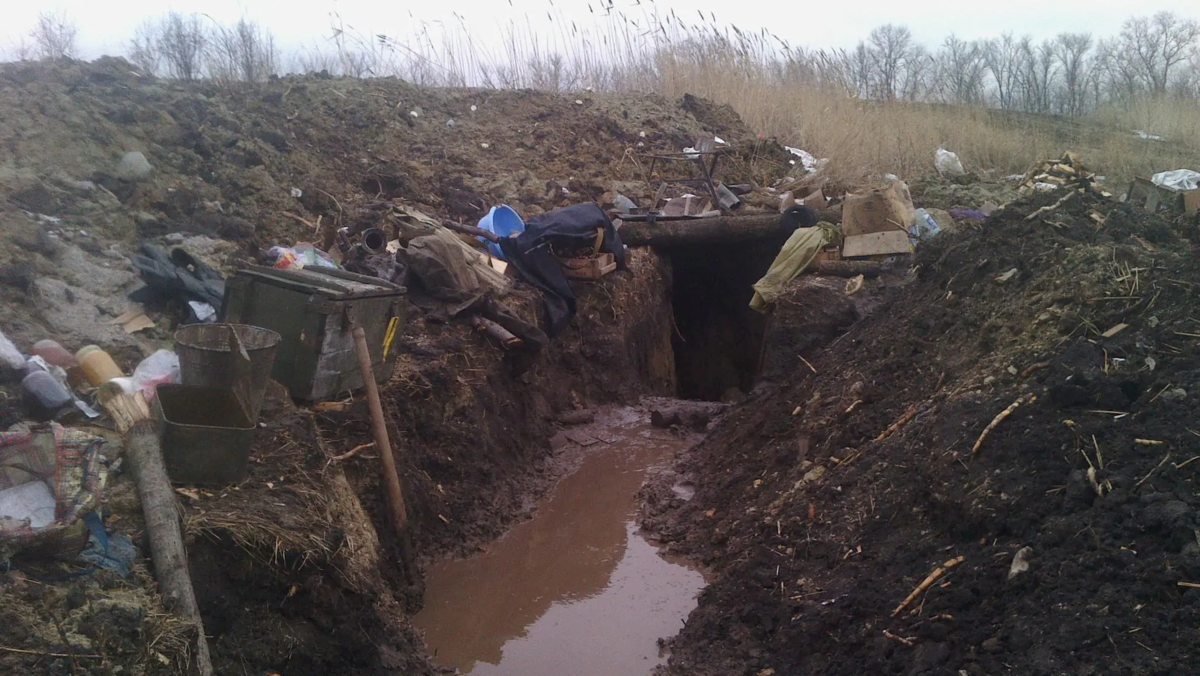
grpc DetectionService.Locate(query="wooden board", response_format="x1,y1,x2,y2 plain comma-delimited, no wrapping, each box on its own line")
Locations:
558,252,617,280
842,231,912,258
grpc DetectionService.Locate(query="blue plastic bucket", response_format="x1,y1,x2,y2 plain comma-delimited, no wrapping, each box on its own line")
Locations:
477,205,525,259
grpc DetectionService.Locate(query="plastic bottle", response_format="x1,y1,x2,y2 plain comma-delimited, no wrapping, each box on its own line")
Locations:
75,345,124,386
30,339,87,386
30,340,77,369
22,370,74,419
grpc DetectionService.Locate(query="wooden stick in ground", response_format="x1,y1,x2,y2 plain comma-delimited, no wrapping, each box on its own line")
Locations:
125,418,214,676
972,395,1035,454
892,555,965,617
351,324,409,533
876,403,920,442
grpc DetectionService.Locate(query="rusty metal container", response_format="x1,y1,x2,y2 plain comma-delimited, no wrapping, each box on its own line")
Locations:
221,266,406,401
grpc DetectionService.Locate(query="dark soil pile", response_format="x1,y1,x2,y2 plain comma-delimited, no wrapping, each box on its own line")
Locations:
645,187,1200,675
0,58,734,675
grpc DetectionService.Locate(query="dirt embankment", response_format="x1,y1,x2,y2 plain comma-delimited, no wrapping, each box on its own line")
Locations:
0,58,775,675
643,189,1200,675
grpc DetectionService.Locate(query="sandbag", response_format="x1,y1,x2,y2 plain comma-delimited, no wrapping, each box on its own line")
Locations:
406,234,482,301
750,223,840,312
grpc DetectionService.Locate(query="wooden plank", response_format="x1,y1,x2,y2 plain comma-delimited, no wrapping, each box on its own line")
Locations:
842,231,912,258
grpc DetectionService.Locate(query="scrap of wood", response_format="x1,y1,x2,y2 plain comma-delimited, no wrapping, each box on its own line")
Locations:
892,556,965,617
1020,361,1051,378
331,442,375,462
1134,452,1172,489
1101,323,1129,338
882,630,915,646
972,395,1035,454
283,211,317,230
313,400,353,413
798,355,818,374
472,315,523,349
1178,581,1200,589
1134,439,1165,446
1025,189,1082,222
876,403,920,442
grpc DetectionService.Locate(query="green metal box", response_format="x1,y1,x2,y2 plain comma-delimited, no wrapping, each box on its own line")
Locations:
222,266,406,401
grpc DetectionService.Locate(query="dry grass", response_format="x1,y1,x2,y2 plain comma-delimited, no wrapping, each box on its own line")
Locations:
316,11,1200,188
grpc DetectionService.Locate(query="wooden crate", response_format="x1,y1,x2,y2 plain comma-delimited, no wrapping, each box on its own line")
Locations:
558,252,617,280
1126,177,1199,214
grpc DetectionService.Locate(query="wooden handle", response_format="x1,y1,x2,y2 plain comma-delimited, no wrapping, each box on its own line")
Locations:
351,324,408,533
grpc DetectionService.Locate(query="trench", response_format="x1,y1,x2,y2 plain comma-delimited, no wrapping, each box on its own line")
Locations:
412,242,779,674
414,406,706,674
668,237,784,401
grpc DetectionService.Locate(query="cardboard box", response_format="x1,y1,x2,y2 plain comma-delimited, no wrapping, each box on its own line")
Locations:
802,188,828,210
842,182,915,238
779,188,829,213
842,231,912,258
1185,188,1200,215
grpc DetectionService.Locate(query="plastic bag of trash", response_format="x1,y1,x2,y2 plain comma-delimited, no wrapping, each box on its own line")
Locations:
0,329,24,371
935,148,966,177
911,208,942,242
1,423,105,562
267,243,338,270
130,349,179,402
1150,169,1200,192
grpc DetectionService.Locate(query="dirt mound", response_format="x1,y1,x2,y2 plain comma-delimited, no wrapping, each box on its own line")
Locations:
0,58,766,675
645,187,1200,675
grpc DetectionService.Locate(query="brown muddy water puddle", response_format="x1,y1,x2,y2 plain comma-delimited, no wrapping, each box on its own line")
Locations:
414,405,706,675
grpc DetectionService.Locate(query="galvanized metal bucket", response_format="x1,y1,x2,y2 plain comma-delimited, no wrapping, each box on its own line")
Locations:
174,323,281,422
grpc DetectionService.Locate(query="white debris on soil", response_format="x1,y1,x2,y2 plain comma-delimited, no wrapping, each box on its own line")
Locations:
784,147,822,173
1150,169,1200,191
1008,546,1033,580
116,151,153,180
1132,130,1164,141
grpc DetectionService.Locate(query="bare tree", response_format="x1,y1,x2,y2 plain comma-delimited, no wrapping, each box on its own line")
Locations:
128,19,162,75
207,19,279,84
983,33,1024,110
1015,37,1058,113
160,12,206,80
30,11,79,61
5,37,35,62
1053,33,1093,115
934,35,986,104
845,42,873,98
1120,12,1200,95
866,24,916,100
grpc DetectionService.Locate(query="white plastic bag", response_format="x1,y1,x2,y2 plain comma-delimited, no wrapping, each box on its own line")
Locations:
0,329,24,370
1150,169,1200,192
130,349,180,402
935,148,966,177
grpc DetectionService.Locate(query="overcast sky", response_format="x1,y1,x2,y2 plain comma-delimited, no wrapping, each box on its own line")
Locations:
5,0,1200,61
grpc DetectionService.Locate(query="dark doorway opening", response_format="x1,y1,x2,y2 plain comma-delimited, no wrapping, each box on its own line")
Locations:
668,237,785,401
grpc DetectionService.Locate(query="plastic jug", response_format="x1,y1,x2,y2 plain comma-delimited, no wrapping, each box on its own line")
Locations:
76,345,123,386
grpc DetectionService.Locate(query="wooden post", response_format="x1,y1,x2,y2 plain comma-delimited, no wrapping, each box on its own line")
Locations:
350,324,408,533
120,413,214,676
